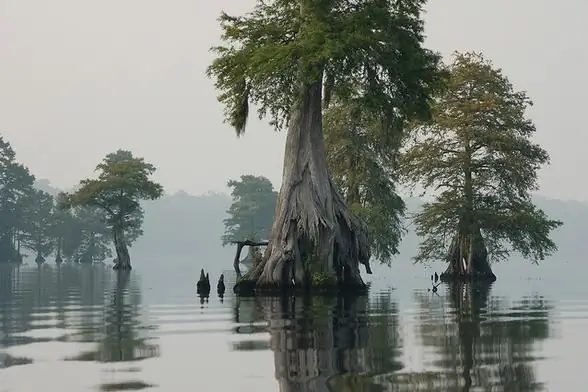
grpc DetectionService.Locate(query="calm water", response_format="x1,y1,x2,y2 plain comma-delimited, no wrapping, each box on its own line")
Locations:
0,264,585,391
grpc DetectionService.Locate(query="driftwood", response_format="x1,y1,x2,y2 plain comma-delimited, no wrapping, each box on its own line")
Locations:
231,240,268,277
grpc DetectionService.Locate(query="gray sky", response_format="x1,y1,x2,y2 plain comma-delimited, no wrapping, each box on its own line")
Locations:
0,0,584,200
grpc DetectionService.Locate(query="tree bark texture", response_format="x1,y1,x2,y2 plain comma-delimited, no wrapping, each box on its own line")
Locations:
235,78,371,294
112,225,131,270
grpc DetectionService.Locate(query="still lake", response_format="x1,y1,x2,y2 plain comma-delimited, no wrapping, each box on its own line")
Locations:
0,262,586,391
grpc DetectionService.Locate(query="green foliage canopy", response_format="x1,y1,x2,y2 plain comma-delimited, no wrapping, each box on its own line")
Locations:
0,136,119,263
60,150,163,246
0,136,36,261
21,189,55,260
324,101,405,265
207,0,444,135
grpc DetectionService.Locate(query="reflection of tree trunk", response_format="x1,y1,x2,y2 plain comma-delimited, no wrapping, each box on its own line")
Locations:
449,283,491,392
114,271,131,360
232,297,264,325
390,283,493,391
260,296,370,392
112,225,131,270
0,266,12,340
99,272,159,362
55,267,66,329
55,237,63,264
451,282,488,392
35,266,42,305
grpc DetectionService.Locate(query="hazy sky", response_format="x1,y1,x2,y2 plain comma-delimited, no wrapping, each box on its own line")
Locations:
0,1,585,200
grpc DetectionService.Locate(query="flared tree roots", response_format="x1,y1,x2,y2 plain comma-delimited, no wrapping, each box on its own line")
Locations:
234,80,371,296
440,226,496,283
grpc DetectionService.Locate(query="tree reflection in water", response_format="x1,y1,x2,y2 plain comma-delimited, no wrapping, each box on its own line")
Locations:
0,266,33,368
389,282,550,391
233,294,405,392
0,264,113,368
71,271,160,362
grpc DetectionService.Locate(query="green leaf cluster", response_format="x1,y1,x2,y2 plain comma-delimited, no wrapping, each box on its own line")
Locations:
207,0,444,135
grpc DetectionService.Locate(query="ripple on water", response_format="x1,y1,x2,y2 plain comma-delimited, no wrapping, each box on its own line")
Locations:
1,265,587,391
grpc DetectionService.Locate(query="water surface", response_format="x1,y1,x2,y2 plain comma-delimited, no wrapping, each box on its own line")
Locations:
0,264,585,391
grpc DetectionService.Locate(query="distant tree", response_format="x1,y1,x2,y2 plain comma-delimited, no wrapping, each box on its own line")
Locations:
60,150,164,270
49,194,74,264
400,52,562,281
21,189,55,264
58,209,87,263
222,175,277,245
0,137,151,265
72,206,112,264
324,101,406,266
0,136,36,263
208,0,443,291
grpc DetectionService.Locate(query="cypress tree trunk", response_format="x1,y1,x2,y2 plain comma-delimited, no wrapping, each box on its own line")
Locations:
112,225,131,271
441,138,495,282
441,226,495,282
234,77,371,294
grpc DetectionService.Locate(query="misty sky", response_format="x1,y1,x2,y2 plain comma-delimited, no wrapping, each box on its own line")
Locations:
0,0,585,200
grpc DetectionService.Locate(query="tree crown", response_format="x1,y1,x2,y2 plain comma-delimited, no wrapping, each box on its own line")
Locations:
60,150,164,228
207,0,444,135
400,52,562,263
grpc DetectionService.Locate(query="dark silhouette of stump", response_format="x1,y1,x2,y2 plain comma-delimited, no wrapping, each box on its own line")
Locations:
196,269,211,304
217,274,225,296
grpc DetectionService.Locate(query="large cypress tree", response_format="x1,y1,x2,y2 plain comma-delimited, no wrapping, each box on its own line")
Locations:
208,0,443,291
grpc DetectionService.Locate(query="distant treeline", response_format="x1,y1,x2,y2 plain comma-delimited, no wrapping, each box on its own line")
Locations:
0,137,148,265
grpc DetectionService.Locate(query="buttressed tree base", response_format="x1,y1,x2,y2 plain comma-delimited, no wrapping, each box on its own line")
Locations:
440,229,496,283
